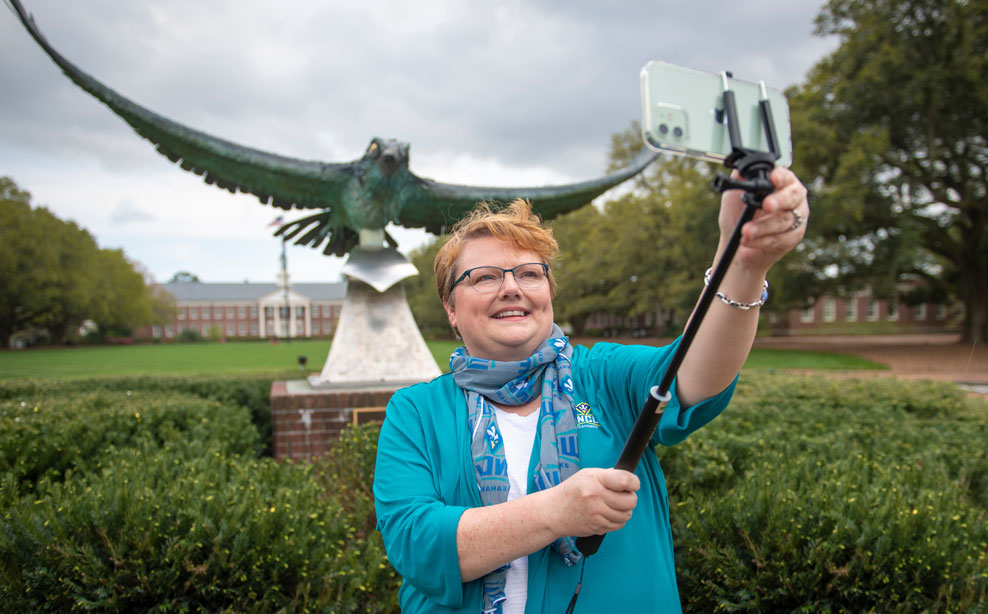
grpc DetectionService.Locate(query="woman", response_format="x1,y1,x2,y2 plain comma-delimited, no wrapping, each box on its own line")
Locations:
374,167,808,613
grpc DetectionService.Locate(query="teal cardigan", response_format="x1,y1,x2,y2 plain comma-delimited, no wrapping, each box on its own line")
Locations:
373,339,736,613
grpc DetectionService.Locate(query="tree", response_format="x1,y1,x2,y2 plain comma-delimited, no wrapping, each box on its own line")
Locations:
551,203,617,335
33,208,103,343
404,237,455,339
149,284,178,329
168,271,201,283
0,179,100,345
90,249,156,335
790,0,988,341
0,176,177,346
0,178,46,348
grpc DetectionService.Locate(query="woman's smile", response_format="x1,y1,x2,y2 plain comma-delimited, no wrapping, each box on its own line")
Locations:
491,308,529,319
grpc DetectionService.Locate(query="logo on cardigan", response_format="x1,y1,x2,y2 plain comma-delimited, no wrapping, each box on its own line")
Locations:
574,402,600,429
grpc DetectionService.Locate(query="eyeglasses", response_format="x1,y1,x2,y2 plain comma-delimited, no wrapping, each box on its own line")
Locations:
450,262,549,294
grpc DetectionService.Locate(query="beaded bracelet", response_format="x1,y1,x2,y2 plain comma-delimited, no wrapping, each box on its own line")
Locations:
704,268,768,310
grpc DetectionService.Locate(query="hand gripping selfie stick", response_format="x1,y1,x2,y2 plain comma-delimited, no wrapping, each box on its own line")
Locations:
573,73,782,559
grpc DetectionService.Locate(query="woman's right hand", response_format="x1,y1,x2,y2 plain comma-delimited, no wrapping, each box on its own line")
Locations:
455,467,641,580
550,468,640,537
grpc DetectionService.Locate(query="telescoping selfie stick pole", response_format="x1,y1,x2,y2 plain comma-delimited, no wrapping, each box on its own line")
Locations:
573,73,782,559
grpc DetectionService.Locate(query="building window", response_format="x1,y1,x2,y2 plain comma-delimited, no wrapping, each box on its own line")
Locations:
213,306,223,319
296,306,305,318
189,307,198,320
823,298,836,322
323,321,333,335
887,298,899,321
238,306,247,319
152,325,162,337
177,308,186,320
264,306,273,319
201,324,210,335
178,324,187,333
165,325,174,338
322,305,331,318
226,324,235,336
279,306,290,319
225,307,234,319
845,298,857,321
915,304,927,321
936,304,947,320
249,306,258,318
238,323,247,336
867,300,879,321
800,303,814,323
250,323,258,336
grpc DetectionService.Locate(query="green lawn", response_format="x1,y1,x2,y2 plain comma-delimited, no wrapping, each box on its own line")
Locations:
0,339,885,380
742,347,885,370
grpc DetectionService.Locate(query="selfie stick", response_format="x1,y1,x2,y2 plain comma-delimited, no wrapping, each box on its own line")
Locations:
574,73,781,557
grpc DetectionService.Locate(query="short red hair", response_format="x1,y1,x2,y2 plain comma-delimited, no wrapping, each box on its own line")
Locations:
434,199,558,306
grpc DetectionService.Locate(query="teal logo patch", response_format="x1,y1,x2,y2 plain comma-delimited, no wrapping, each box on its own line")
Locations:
574,402,600,429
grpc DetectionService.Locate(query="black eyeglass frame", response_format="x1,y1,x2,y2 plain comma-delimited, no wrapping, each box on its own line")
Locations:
449,262,549,292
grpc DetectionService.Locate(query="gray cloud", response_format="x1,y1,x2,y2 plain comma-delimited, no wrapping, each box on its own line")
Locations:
0,0,837,281
109,199,154,224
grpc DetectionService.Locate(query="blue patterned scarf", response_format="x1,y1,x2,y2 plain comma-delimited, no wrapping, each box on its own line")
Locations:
450,324,582,614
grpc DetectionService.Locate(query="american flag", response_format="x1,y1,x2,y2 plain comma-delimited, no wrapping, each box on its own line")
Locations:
267,215,284,228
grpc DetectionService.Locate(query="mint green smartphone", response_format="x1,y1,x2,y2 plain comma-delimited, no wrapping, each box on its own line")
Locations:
640,61,792,167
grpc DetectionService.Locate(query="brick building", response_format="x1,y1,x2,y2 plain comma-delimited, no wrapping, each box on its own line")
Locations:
581,291,959,338
139,274,346,340
768,291,959,336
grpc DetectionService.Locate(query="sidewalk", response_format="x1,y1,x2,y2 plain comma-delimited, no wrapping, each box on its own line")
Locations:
753,333,988,395
574,333,987,389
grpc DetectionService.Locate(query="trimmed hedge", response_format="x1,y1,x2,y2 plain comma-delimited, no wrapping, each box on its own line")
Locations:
0,378,398,614
660,374,988,612
0,391,259,493
1,372,985,612
0,375,275,455
0,445,395,613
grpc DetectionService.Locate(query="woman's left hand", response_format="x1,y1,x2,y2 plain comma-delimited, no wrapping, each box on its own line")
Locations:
718,166,809,274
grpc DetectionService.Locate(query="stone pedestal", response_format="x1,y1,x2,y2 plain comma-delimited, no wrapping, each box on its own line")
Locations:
270,247,444,460
309,280,441,387
270,379,404,461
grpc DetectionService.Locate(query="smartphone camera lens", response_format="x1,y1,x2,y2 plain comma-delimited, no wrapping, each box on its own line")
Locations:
659,124,669,135
673,126,683,138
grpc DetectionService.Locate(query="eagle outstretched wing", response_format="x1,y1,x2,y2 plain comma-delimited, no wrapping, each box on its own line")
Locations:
8,0,353,213
10,0,658,257
394,147,658,234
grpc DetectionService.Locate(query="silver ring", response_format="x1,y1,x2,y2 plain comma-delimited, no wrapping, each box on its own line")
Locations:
790,209,804,231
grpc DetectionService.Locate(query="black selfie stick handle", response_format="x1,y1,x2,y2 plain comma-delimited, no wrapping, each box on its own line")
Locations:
575,72,781,558
574,202,758,557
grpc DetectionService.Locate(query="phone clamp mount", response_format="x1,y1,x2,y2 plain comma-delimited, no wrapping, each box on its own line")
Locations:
571,71,783,564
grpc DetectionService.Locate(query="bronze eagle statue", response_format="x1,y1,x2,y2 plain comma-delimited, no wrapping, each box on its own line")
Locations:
9,0,658,256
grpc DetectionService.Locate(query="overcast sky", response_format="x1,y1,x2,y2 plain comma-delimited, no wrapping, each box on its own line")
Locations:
0,0,837,283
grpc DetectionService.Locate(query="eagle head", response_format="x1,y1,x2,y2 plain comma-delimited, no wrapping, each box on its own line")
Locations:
364,137,410,177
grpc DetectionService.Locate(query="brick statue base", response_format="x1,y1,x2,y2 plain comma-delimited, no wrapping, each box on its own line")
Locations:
270,379,405,461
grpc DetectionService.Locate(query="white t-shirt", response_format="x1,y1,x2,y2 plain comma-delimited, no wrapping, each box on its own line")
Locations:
491,406,539,614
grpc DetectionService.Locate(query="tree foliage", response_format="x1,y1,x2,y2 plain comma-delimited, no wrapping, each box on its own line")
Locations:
402,124,814,338
168,270,201,284
555,124,815,335
404,236,453,339
790,0,988,341
0,176,175,346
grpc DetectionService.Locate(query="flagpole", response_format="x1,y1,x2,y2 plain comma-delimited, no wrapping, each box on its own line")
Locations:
281,236,290,342
269,215,290,342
